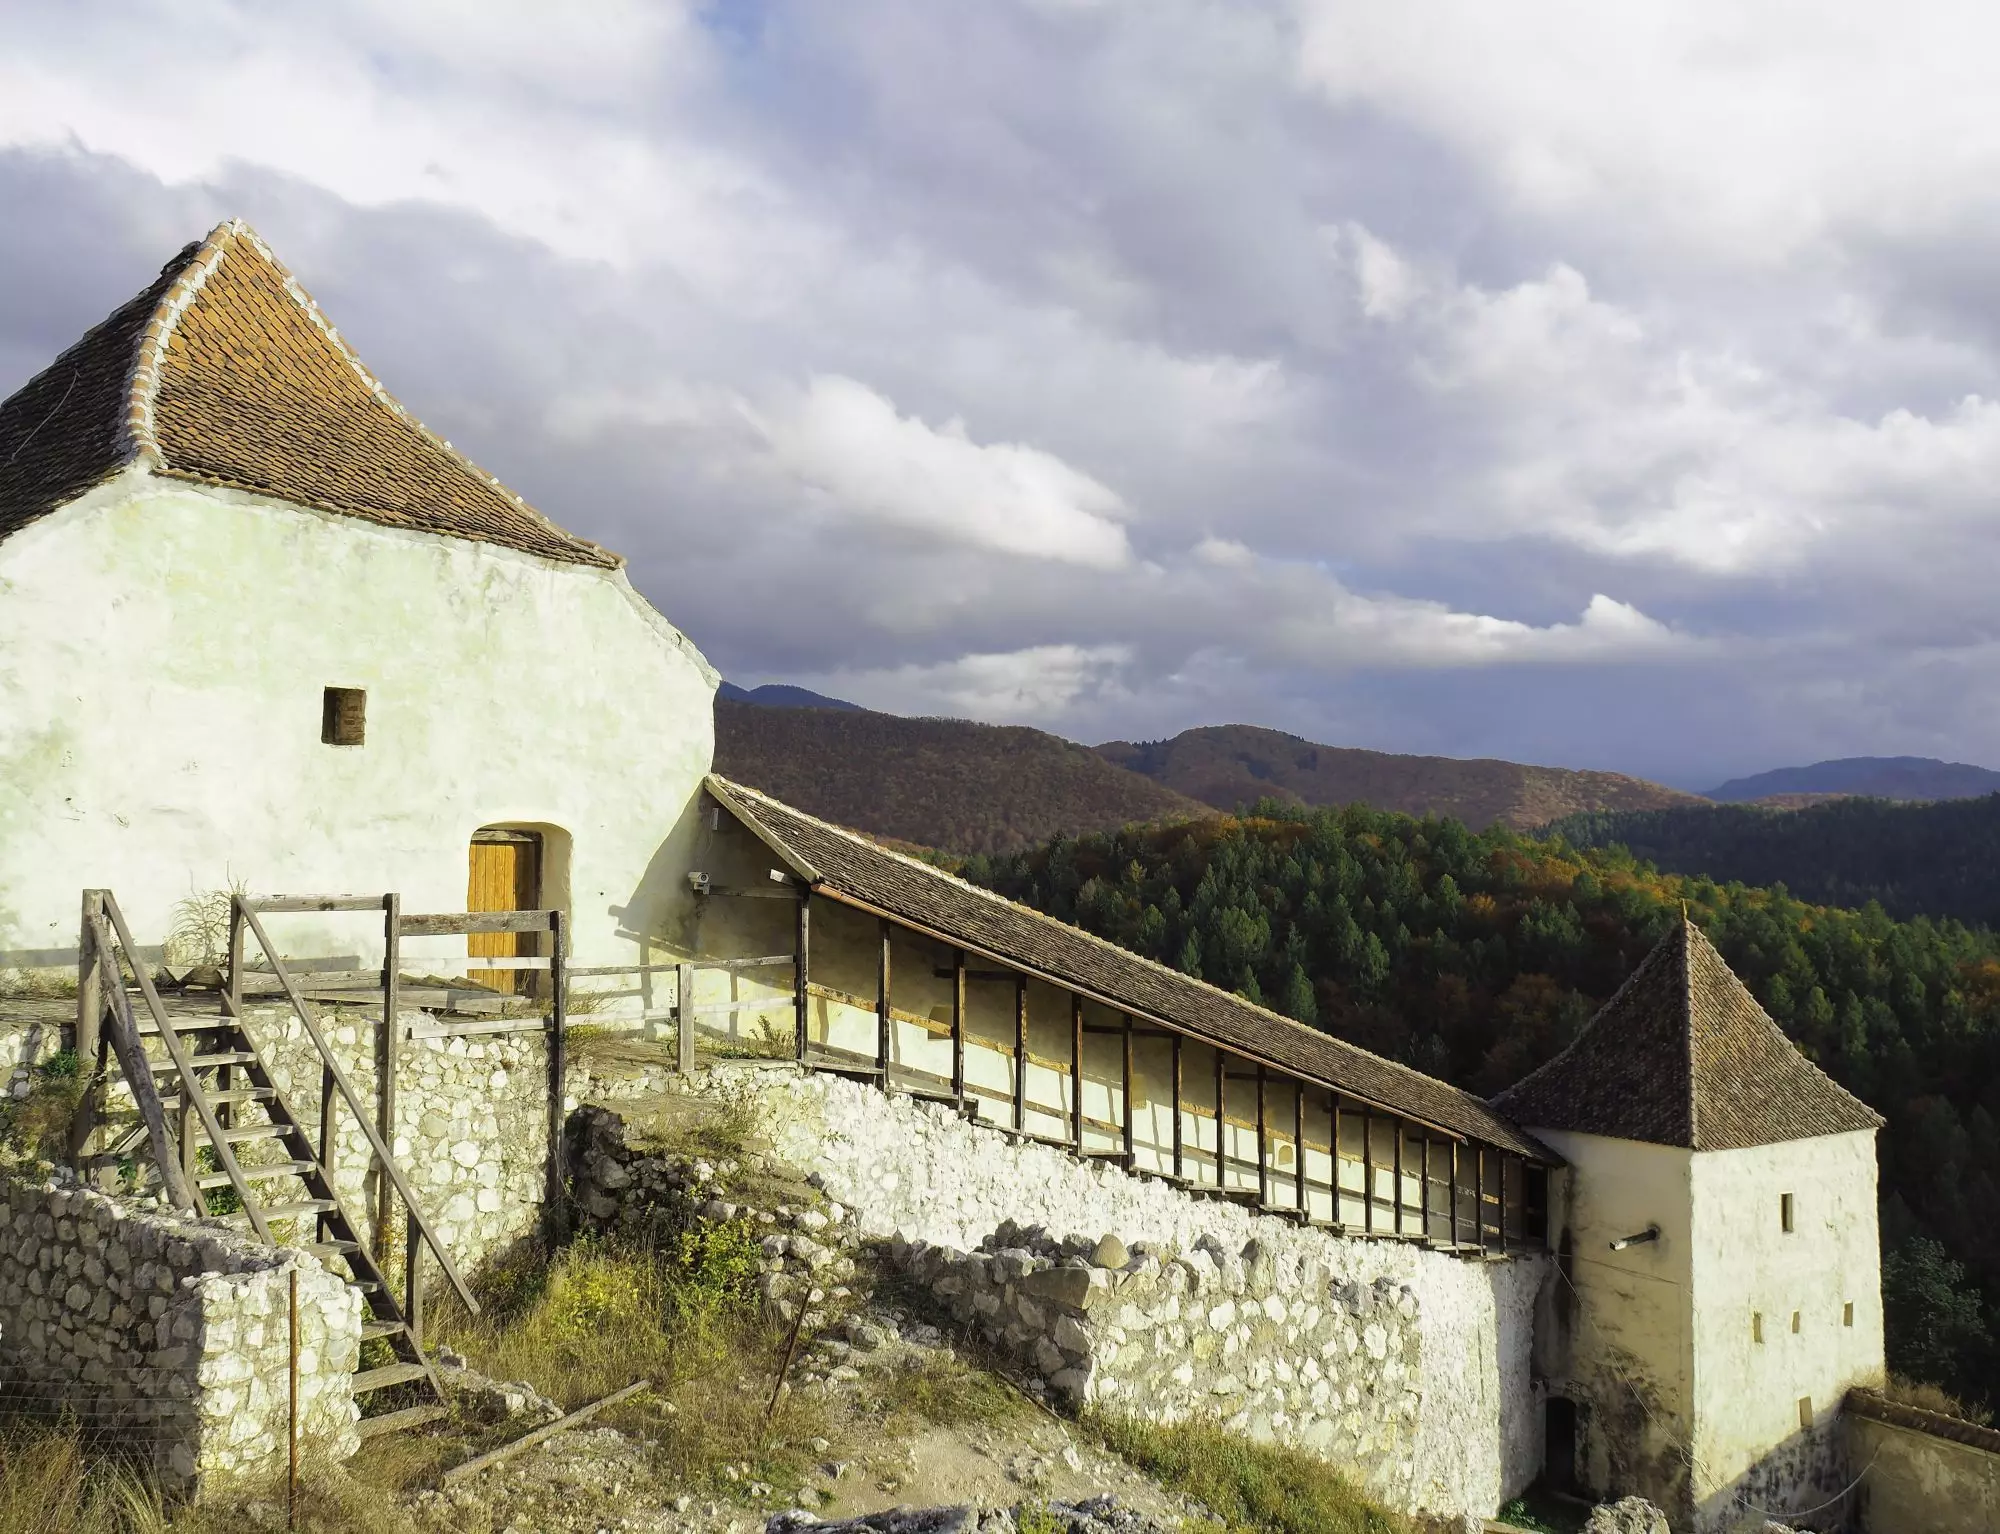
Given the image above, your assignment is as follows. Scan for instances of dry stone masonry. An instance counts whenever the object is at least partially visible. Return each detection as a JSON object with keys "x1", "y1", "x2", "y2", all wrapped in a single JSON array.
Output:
[
  {"x1": 678, "y1": 1067, "x2": 1547, "y2": 1525},
  {"x1": 0, "y1": 1168, "x2": 360, "y2": 1485}
]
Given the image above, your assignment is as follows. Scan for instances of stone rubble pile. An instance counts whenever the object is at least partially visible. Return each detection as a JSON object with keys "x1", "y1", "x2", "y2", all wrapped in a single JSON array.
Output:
[
  {"x1": 889, "y1": 1215, "x2": 1426, "y2": 1494},
  {"x1": 767, "y1": 1494, "x2": 1174, "y2": 1534},
  {"x1": 566, "y1": 1106, "x2": 862, "y2": 1321}
]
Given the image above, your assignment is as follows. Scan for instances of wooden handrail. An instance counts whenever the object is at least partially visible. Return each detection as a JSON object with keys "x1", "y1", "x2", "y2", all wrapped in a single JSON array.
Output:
[
  {"x1": 98, "y1": 893, "x2": 266, "y2": 1231},
  {"x1": 81, "y1": 895, "x2": 198, "y2": 1212},
  {"x1": 232, "y1": 898, "x2": 480, "y2": 1315}
]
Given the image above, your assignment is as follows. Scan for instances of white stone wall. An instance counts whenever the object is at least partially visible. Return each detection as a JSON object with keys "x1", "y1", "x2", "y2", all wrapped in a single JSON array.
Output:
[
  {"x1": 0, "y1": 1171, "x2": 360, "y2": 1487},
  {"x1": 0, "y1": 471, "x2": 716, "y2": 978},
  {"x1": 685, "y1": 1067, "x2": 1548, "y2": 1524},
  {"x1": 1848, "y1": 1408, "x2": 2000, "y2": 1534}
]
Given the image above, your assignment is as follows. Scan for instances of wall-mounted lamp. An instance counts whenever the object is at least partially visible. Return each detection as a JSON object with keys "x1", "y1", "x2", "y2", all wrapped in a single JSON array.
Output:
[
  {"x1": 1609, "y1": 1225, "x2": 1661, "y2": 1252},
  {"x1": 687, "y1": 871, "x2": 712, "y2": 895}
]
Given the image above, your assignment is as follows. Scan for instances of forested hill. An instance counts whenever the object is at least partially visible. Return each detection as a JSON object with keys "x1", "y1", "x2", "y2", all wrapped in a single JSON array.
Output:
[
  {"x1": 962, "y1": 804, "x2": 2000, "y2": 1404},
  {"x1": 1096, "y1": 724, "x2": 1704, "y2": 829},
  {"x1": 1550, "y1": 795, "x2": 2000, "y2": 928},
  {"x1": 712, "y1": 700, "x2": 1212, "y2": 855}
]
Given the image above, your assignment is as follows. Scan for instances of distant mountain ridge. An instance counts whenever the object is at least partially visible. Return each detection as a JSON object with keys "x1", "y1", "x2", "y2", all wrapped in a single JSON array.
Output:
[
  {"x1": 717, "y1": 681, "x2": 863, "y2": 711},
  {"x1": 1704, "y1": 755, "x2": 2000, "y2": 803},
  {"x1": 711, "y1": 700, "x2": 1211, "y2": 854},
  {"x1": 1097, "y1": 724, "x2": 1704, "y2": 830}
]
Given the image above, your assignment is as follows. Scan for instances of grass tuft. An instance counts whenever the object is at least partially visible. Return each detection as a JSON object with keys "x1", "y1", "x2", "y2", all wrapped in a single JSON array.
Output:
[
  {"x1": 1085, "y1": 1412, "x2": 1408, "y2": 1534},
  {"x1": 1881, "y1": 1372, "x2": 1994, "y2": 1425}
]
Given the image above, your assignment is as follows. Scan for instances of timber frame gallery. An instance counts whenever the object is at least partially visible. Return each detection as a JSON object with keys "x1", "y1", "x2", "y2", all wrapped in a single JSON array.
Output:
[{"x1": 697, "y1": 777, "x2": 1556, "y2": 1254}]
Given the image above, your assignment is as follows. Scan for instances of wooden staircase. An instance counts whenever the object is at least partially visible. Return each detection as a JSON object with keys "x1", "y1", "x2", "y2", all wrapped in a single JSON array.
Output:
[{"x1": 75, "y1": 890, "x2": 478, "y2": 1437}]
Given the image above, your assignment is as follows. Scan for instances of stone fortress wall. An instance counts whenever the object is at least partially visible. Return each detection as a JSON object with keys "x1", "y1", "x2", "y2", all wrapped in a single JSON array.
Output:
[
  {"x1": 0, "y1": 1171, "x2": 360, "y2": 1485},
  {"x1": 682, "y1": 1066, "x2": 1549, "y2": 1525}
]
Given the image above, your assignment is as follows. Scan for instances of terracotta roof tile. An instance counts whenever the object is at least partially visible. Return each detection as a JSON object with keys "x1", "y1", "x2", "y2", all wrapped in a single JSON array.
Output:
[
  {"x1": 709, "y1": 775, "x2": 1556, "y2": 1162},
  {"x1": 0, "y1": 221, "x2": 615, "y2": 567},
  {"x1": 1490, "y1": 918, "x2": 1883, "y2": 1150}
]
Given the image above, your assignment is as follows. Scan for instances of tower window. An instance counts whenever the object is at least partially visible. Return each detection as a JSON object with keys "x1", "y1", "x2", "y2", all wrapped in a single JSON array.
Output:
[
  {"x1": 322, "y1": 687, "x2": 366, "y2": 746},
  {"x1": 1780, "y1": 1192, "x2": 1795, "y2": 1232},
  {"x1": 1791, "y1": 1310, "x2": 1801, "y2": 1334},
  {"x1": 1844, "y1": 1301, "x2": 1855, "y2": 1328},
  {"x1": 1752, "y1": 1312, "x2": 1764, "y2": 1344},
  {"x1": 1798, "y1": 1396, "x2": 1813, "y2": 1430}
]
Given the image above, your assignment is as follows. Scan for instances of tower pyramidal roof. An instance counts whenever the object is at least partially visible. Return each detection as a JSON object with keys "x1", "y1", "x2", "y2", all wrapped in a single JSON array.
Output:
[
  {"x1": 1491, "y1": 917, "x2": 1883, "y2": 1150},
  {"x1": 0, "y1": 220, "x2": 614, "y2": 566}
]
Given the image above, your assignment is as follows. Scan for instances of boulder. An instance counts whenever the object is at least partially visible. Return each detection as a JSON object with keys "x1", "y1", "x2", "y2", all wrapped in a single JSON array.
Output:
[{"x1": 1582, "y1": 1498, "x2": 1669, "y2": 1534}]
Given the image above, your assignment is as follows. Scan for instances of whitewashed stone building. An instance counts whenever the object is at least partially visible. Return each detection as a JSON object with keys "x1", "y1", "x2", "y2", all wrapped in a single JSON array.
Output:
[
  {"x1": 0, "y1": 227, "x2": 1906, "y2": 1528},
  {"x1": 0, "y1": 220, "x2": 715, "y2": 978}
]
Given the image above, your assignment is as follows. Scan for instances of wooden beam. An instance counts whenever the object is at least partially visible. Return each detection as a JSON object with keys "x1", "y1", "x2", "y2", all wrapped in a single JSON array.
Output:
[
  {"x1": 1450, "y1": 1139, "x2": 1461, "y2": 1247},
  {"x1": 1475, "y1": 1145, "x2": 1486, "y2": 1250},
  {"x1": 1362, "y1": 1106, "x2": 1374, "y2": 1235},
  {"x1": 934, "y1": 966, "x2": 1014, "y2": 984},
  {"x1": 546, "y1": 910, "x2": 567, "y2": 1224},
  {"x1": 399, "y1": 910, "x2": 554, "y2": 936},
  {"x1": 1070, "y1": 994, "x2": 1084, "y2": 1154},
  {"x1": 1214, "y1": 1046, "x2": 1227, "y2": 1190},
  {"x1": 1013, "y1": 974, "x2": 1028, "y2": 1133},
  {"x1": 1256, "y1": 1063, "x2": 1269, "y2": 1208},
  {"x1": 376, "y1": 893, "x2": 400, "y2": 1253},
  {"x1": 1498, "y1": 1153, "x2": 1510, "y2": 1253},
  {"x1": 1295, "y1": 1082, "x2": 1307, "y2": 1214},
  {"x1": 1332, "y1": 1096, "x2": 1344, "y2": 1221},
  {"x1": 247, "y1": 895, "x2": 385, "y2": 913},
  {"x1": 951, "y1": 947, "x2": 966, "y2": 1101},
  {"x1": 1420, "y1": 1134, "x2": 1431, "y2": 1242},
  {"x1": 1393, "y1": 1117, "x2": 1405, "y2": 1237},
  {"x1": 677, "y1": 963, "x2": 695, "y2": 1073},
  {"x1": 876, "y1": 919, "x2": 892, "y2": 1076},
  {"x1": 1121, "y1": 1013, "x2": 1135, "y2": 1162},
  {"x1": 794, "y1": 893, "x2": 811, "y2": 1065},
  {"x1": 1171, "y1": 1033, "x2": 1184, "y2": 1182}
]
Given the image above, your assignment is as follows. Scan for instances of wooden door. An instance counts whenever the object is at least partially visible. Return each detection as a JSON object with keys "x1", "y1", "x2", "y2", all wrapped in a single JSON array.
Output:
[{"x1": 468, "y1": 832, "x2": 541, "y2": 994}]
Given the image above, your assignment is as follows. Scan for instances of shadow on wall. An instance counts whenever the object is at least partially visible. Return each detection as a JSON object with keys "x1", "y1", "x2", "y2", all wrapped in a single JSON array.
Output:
[
  {"x1": 1705, "y1": 1418, "x2": 1854, "y2": 1532},
  {"x1": 610, "y1": 793, "x2": 711, "y2": 961}
]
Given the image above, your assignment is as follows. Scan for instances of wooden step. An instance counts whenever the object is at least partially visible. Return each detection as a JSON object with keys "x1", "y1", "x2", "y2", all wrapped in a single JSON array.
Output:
[
  {"x1": 217, "y1": 1124, "x2": 290, "y2": 1145},
  {"x1": 307, "y1": 1238, "x2": 361, "y2": 1259},
  {"x1": 362, "y1": 1319, "x2": 407, "y2": 1341},
  {"x1": 353, "y1": 1362, "x2": 430, "y2": 1394},
  {"x1": 196, "y1": 1161, "x2": 314, "y2": 1190},
  {"x1": 260, "y1": 1198, "x2": 339, "y2": 1220},
  {"x1": 158, "y1": 1086, "x2": 274, "y2": 1106},
  {"x1": 355, "y1": 1403, "x2": 449, "y2": 1439},
  {"x1": 149, "y1": 1050, "x2": 259, "y2": 1074}
]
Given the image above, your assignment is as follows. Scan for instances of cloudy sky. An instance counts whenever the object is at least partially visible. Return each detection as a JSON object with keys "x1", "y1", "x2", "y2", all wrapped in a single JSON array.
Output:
[{"x1": 6, "y1": 2, "x2": 2000, "y2": 788}]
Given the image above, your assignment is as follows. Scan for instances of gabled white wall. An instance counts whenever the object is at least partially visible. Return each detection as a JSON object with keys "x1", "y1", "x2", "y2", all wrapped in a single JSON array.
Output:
[
  {"x1": 0, "y1": 472, "x2": 716, "y2": 973},
  {"x1": 1534, "y1": 1128, "x2": 1697, "y2": 1523},
  {"x1": 1688, "y1": 1130, "x2": 1884, "y2": 1531}
]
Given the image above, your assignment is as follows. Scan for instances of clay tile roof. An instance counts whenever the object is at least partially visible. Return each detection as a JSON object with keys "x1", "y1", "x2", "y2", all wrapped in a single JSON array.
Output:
[
  {"x1": 0, "y1": 221, "x2": 616, "y2": 567},
  {"x1": 1490, "y1": 918, "x2": 1884, "y2": 1151},
  {"x1": 708, "y1": 775, "x2": 1556, "y2": 1162}
]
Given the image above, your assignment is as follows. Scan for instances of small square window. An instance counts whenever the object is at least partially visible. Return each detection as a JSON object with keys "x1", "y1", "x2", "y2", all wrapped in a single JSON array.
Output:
[
  {"x1": 1798, "y1": 1396, "x2": 1813, "y2": 1430},
  {"x1": 1791, "y1": 1310, "x2": 1801, "y2": 1334},
  {"x1": 1844, "y1": 1301, "x2": 1855, "y2": 1328},
  {"x1": 322, "y1": 687, "x2": 366, "y2": 747},
  {"x1": 1781, "y1": 1192, "x2": 1795, "y2": 1232},
  {"x1": 1752, "y1": 1312, "x2": 1764, "y2": 1344}
]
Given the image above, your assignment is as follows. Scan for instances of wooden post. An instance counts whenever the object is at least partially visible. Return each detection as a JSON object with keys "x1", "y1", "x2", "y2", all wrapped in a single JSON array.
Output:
[
  {"x1": 1214, "y1": 1048, "x2": 1227, "y2": 1189},
  {"x1": 1256, "y1": 1064, "x2": 1269, "y2": 1207},
  {"x1": 876, "y1": 919, "x2": 892, "y2": 1081},
  {"x1": 1170, "y1": 1034, "x2": 1184, "y2": 1181},
  {"x1": 1420, "y1": 1136, "x2": 1432, "y2": 1242},
  {"x1": 1474, "y1": 1145, "x2": 1486, "y2": 1250},
  {"x1": 1295, "y1": 1082, "x2": 1307, "y2": 1214},
  {"x1": 547, "y1": 909, "x2": 568, "y2": 1224},
  {"x1": 1393, "y1": 1118, "x2": 1405, "y2": 1236},
  {"x1": 68, "y1": 892, "x2": 105, "y2": 1162},
  {"x1": 1362, "y1": 1107, "x2": 1374, "y2": 1234},
  {"x1": 288, "y1": 1265, "x2": 299, "y2": 1532},
  {"x1": 1498, "y1": 1154, "x2": 1510, "y2": 1253},
  {"x1": 405, "y1": 1210, "x2": 424, "y2": 1349},
  {"x1": 376, "y1": 893, "x2": 400, "y2": 1252},
  {"x1": 794, "y1": 892, "x2": 810, "y2": 1065},
  {"x1": 1069, "y1": 994, "x2": 1084, "y2": 1154},
  {"x1": 1120, "y1": 1013, "x2": 1134, "y2": 1162},
  {"x1": 1012, "y1": 974, "x2": 1027, "y2": 1133},
  {"x1": 676, "y1": 962, "x2": 695, "y2": 1074},
  {"x1": 1332, "y1": 1097, "x2": 1344, "y2": 1225},
  {"x1": 1450, "y1": 1140, "x2": 1461, "y2": 1246},
  {"x1": 951, "y1": 948, "x2": 966, "y2": 1101}
]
